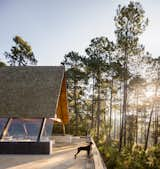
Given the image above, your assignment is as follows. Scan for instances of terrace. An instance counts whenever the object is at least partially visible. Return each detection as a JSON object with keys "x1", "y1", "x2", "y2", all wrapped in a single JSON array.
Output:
[
  {"x1": 0, "y1": 136, "x2": 106, "y2": 169},
  {"x1": 0, "y1": 66, "x2": 106, "y2": 169}
]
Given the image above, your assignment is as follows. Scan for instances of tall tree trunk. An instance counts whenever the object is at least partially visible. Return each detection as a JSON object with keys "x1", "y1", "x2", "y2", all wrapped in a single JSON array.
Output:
[
  {"x1": 140, "y1": 111, "x2": 143, "y2": 144},
  {"x1": 144, "y1": 111, "x2": 147, "y2": 141},
  {"x1": 119, "y1": 81, "x2": 123, "y2": 152},
  {"x1": 144, "y1": 105, "x2": 154, "y2": 150},
  {"x1": 135, "y1": 88, "x2": 139, "y2": 144},
  {"x1": 157, "y1": 113, "x2": 159, "y2": 144},
  {"x1": 119, "y1": 110, "x2": 124, "y2": 152},
  {"x1": 144, "y1": 83, "x2": 158, "y2": 150},
  {"x1": 91, "y1": 76, "x2": 95, "y2": 129},
  {"x1": 96, "y1": 69, "x2": 101, "y2": 142},
  {"x1": 114, "y1": 110, "x2": 117, "y2": 140},
  {"x1": 123, "y1": 63, "x2": 128, "y2": 146},
  {"x1": 109, "y1": 78, "x2": 113, "y2": 140},
  {"x1": 74, "y1": 80, "x2": 78, "y2": 135},
  {"x1": 154, "y1": 105, "x2": 158, "y2": 145}
]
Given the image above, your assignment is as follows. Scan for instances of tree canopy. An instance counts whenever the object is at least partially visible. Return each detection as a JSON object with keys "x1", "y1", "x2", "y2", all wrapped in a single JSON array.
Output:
[{"x1": 5, "y1": 36, "x2": 37, "y2": 66}]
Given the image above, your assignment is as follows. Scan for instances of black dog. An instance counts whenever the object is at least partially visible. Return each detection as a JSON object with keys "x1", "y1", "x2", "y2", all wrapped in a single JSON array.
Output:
[{"x1": 74, "y1": 141, "x2": 93, "y2": 159}]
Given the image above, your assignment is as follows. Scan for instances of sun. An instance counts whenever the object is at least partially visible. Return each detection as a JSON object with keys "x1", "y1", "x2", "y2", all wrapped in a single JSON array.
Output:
[{"x1": 145, "y1": 87, "x2": 155, "y2": 98}]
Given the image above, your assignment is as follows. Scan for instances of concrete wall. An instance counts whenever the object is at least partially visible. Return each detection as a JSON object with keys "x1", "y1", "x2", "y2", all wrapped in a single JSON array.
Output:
[{"x1": 91, "y1": 138, "x2": 107, "y2": 169}]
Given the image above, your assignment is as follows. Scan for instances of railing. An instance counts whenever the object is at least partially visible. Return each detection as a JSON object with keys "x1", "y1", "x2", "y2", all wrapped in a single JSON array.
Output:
[{"x1": 91, "y1": 137, "x2": 107, "y2": 169}]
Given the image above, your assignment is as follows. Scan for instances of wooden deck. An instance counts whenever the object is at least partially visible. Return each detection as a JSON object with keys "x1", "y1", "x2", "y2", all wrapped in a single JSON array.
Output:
[{"x1": 0, "y1": 137, "x2": 95, "y2": 169}]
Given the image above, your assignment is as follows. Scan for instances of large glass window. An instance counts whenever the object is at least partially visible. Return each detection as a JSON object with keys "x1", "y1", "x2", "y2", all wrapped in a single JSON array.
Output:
[
  {"x1": 2, "y1": 118, "x2": 42, "y2": 141},
  {"x1": 0, "y1": 118, "x2": 54, "y2": 142},
  {"x1": 0, "y1": 118, "x2": 8, "y2": 136},
  {"x1": 41, "y1": 118, "x2": 53, "y2": 141}
]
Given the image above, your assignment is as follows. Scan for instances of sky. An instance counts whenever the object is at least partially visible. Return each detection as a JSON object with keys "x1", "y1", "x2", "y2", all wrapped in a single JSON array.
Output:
[{"x1": 0, "y1": 0, "x2": 160, "y2": 66}]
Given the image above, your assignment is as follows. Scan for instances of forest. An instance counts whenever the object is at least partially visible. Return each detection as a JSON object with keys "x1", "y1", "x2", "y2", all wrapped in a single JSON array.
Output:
[
  {"x1": 61, "y1": 2, "x2": 160, "y2": 169},
  {"x1": 0, "y1": 1, "x2": 159, "y2": 169}
]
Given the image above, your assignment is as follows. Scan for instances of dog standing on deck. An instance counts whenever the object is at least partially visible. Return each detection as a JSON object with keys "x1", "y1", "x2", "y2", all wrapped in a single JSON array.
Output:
[{"x1": 74, "y1": 141, "x2": 93, "y2": 159}]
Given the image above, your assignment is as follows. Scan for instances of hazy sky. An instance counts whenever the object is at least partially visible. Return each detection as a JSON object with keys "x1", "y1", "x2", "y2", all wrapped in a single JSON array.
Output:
[{"x1": 0, "y1": 0, "x2": 160, "y2": 65}]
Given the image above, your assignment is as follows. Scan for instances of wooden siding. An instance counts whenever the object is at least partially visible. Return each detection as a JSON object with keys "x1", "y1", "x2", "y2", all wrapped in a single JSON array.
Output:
[{"x1": 56, "y1": 77, "x2": 69, "y2": 124}]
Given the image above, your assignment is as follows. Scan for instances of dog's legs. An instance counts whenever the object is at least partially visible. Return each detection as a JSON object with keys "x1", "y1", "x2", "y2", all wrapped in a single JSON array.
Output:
[
  {"x1": 74, "y1": 148, "x2": 80, "y2": 159},
  {"x1": 87, "y1": 149, "x2": 90, "y2": 158}
]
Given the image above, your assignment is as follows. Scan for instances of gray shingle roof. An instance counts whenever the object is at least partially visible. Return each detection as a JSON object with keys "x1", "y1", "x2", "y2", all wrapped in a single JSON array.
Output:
[{"x1": 0, "y1": 66, "x2": 65, "y2": 118}]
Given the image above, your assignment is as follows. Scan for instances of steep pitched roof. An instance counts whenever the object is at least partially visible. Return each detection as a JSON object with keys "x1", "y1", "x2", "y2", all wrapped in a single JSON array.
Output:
[{"x1": 0, "y1": 66, "x2": 68, "y2": 119}]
